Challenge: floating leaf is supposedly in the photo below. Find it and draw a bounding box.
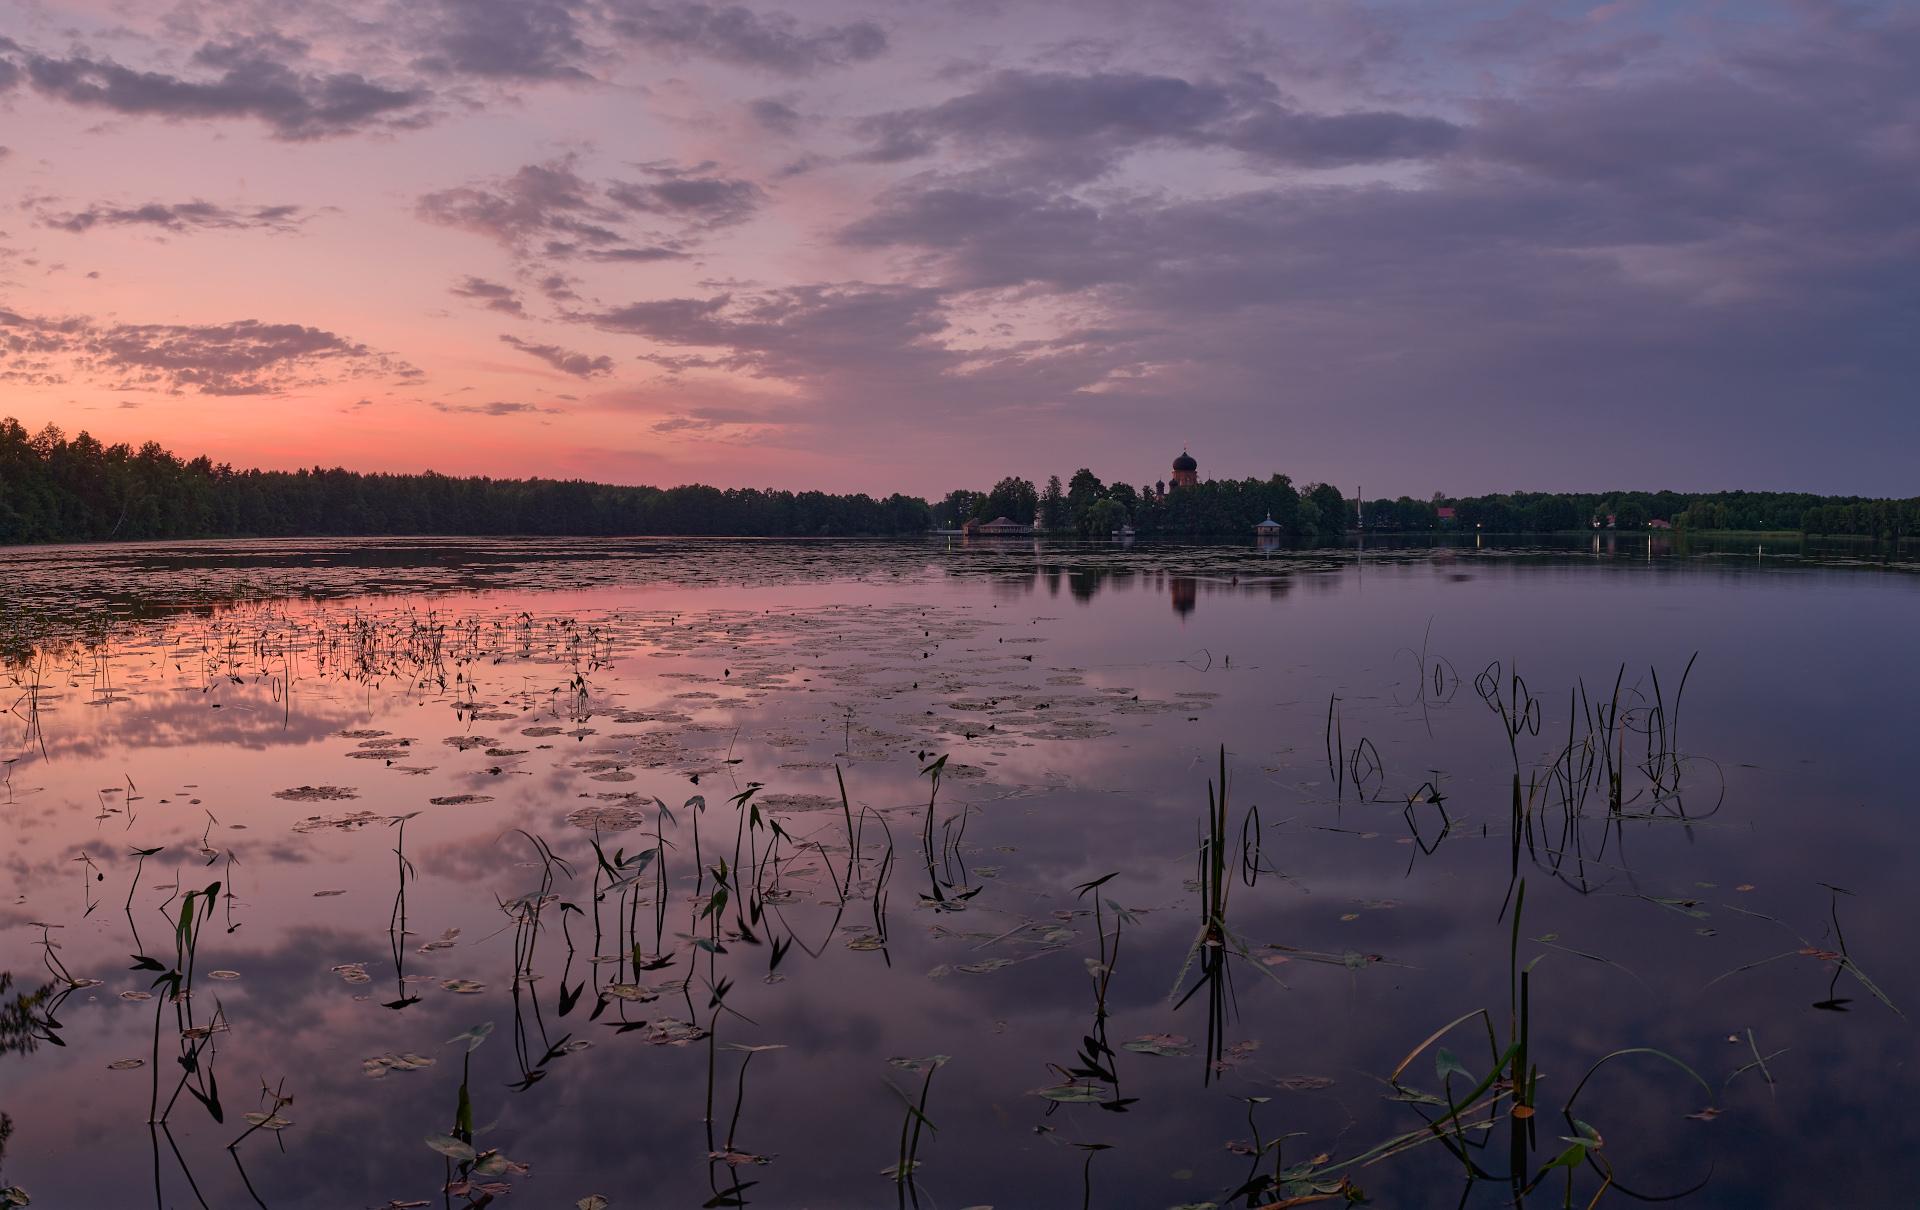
[1034,1081,1111,1102]
[1123,1034,1193,1057]
[425,1135,475,1162]
[272,786,358,802]
[1276,1075,1334,1092]
[566,804,649,831]
[446,1023,494,1052]
[472,1151,528,1177]
[604,983,657,1002]
[364,1053,437,1078]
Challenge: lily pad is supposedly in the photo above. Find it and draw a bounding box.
[1123,1034,1193,1057]
[425,1135,475,1162]
[273,785,359,802]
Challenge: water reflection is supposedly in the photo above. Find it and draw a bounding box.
[1167,576,1194,617]
[1,542,1915,1207]
[4,533,1914,644]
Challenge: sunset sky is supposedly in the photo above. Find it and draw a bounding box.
[2,1,1915,497]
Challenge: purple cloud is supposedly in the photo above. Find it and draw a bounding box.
[604,2,887,75]
[450,276,527,316]
[499,333,615,377]
[17,36,428,140]
[0,305,417,395]
[414,0,592,81]
[36,200,308,234]
[854,69,1461,179]
[419,159,748,262]
[429,399,563,416]
[606,166,766,228]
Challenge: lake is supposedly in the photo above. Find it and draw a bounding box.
[1,536,1914,1209]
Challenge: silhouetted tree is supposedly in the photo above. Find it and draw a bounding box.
[1085,497,1124,535]
[980,476,1039,524]
[1066,468,1105,534]
[933,489,985,528]
[1039,475,1067,531]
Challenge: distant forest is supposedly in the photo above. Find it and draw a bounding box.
[940,471,1920,541]
[0,419,931,543]
[935,471,1352,541]
[2,418,1914,545]
[1359,490,1919,539]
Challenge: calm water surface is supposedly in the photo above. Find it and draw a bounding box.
[1,538,1915,1208]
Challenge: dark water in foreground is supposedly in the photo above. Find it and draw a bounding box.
[1,537,1915,1208]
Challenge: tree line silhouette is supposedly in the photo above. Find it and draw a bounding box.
[0,419,931,543]
[937,471,1350,540]
[3,419,1912,545]
[940,468,1917,542]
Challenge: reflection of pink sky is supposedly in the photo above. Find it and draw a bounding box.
[7,559,1912,920]
[6,563,1920,1204]
[6,570,1320,953]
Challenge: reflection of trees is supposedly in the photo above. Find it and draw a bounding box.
[0,973,57,1058]
[1018,563,1314,616]
[1067,568,1104,602]
[1,972,60,1184]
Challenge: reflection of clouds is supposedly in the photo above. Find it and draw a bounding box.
[15,684,378,761]
[0,536,1747,645]
[4,558,1919,1205]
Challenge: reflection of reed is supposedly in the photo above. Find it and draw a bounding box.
[6,549,1910,1209]
[1170,747,1283,1086]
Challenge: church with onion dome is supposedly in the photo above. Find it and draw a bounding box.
[1169,448,1198,489]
